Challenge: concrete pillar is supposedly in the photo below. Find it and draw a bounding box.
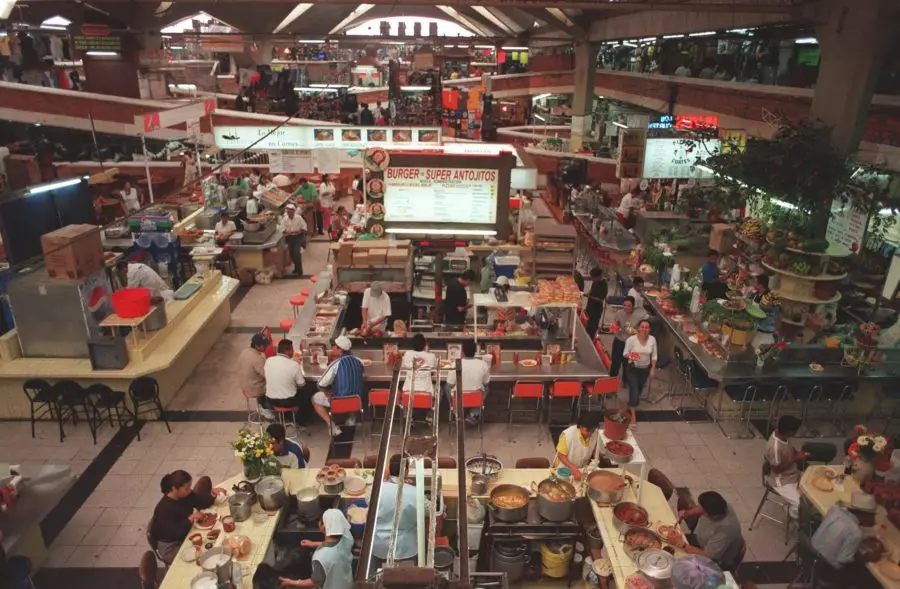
[809,0,893,153]
[570,41,600,152]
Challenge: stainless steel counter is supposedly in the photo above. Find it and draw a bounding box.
[573,213,637,253]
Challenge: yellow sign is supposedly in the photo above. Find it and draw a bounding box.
[721,129,746,154]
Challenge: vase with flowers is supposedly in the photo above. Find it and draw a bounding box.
[847,425,888,483]
[668,281,693,312]
[232,429,281,481]
[754,338,787,369]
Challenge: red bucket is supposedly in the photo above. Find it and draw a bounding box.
[111,288,152,318]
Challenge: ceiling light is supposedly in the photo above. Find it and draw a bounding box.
[688,31,715,37]
[42,25,68,31]
[41,15,71,27]
[612,121,629,129]
[85,51,118,56]
[310,83,348,88]
[401,86,432,92]
[294,87,339,92]
[502,46,528,51]
[662,34,685,39]
[297,39,325,44]
[28,178,82,195]
[273,3,313,34]
[474,45,494,49]
[727,28,750,34]
[795,37,817,44]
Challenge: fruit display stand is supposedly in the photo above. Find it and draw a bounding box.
[761,242,850,330]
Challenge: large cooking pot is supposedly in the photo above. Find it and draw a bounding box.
[635,548,674,588]
[228,492,253,522]
[255,476,287,512]
[491,541,528,582]
[294,486,322,521]
[489,484,530,523]
[612,501,650,533]
[531,478,576,522]
[586,471,628,504]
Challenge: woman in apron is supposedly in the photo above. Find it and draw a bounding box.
[553,412,602,481]
[280,509,354,588]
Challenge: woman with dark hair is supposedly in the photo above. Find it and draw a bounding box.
[622,318,658,425]
[150,470,216,564]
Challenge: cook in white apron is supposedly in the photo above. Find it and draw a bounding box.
[553,412,603,481]
[285,510,354,589]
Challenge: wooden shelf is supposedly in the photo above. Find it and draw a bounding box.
[761,261,847,282]
[771,288,841,305]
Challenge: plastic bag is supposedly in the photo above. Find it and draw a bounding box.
[671,555,725,589]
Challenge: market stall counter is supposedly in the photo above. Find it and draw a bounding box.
[0,270,239,418]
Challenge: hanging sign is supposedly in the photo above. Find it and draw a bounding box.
[384,167,499,225]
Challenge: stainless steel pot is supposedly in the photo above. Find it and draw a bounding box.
[294,486,322,521]
[531,478,575,522]
[491,541,528,582]
[586,471,628,504]
[489,484,530,523]
[612,502,649,533]
[228,492,253,522]
[255,476,287,512]
[635,549,674,588]
[243,221,261,232]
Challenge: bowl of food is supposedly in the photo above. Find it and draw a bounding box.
[344,475,366,496]
[656,524,684,546]
[622,527,662,552]
[613,502,650,531]
[194,512,218,530]
[606,440,635,463]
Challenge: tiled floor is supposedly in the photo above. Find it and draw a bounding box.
[20,225,813,589]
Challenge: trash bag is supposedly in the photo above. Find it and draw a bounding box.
[671,555,726,589]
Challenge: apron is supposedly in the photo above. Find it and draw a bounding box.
[554,425,600,469]
[312,532,354,589]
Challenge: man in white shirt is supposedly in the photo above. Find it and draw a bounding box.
[628,276,646,310]
[263,339,306,415]
[616,191,641,229]
[361,282,392,334]
[444,339,490,426]
[120,181,141,214]
[214,212,237,241]
[117,260,172,303]
[281,204,307,277]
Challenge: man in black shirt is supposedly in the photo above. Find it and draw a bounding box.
[444,269,475,325]
[585,267,608,338]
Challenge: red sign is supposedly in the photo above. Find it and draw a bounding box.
[203,98,216,116]
[80,24,110,37]
[143,112,161,133]
[674,114,718,131]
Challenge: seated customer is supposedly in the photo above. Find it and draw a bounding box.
[314,335,365,437]
[238,332,273,419]
[553,412,602,481]
[266,423,307,469]
[370,456,419,572]
[765,415,809,518]
[444,339,490,426]
[263,339,306,412]
[677,491,744,571]
[151,470,216,564]
[400,333,437,422]
[812,492,877,570]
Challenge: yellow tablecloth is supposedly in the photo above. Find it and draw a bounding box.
[800,466,900,589]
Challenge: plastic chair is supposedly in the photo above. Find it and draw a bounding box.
[329,395,363,453]
[129,377,171,442]
[242,390,266,434]
[516,457,551,469]
[22,378,61,441]
[85,383,134,432]
[583,377,619,412]
[548,381,581,426]
[508,382,544,442]
[748,459,794,545]
[53,380,100,444]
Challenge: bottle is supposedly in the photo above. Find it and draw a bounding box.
[690,285,701,314]
[844,456,853,476]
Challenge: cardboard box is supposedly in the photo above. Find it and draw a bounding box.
[352,250,369,267]
[337,244,354,268]
[40,224,104,281]
[386,249,408,267]
[709,223,736,253]
[367,248,387,265]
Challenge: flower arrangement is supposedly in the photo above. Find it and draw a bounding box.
[668,281,693,311]
[232,429,281,479]
[754,339,787,367]
[848,425,889,462]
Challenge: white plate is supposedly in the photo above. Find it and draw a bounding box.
[191,572,218,589]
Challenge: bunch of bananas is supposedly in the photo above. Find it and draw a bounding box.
[740,218,764,239]
[761,291,781,307]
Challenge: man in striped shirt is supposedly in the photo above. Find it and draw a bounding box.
[313,335,365,437]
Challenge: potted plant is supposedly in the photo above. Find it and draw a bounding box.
[232,429,281,481]
[668,281,693,312]
[603,409,630,441]
[847,426,888,483]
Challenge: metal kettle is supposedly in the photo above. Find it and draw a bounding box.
[228,491,254,522]
[232,480,258,503]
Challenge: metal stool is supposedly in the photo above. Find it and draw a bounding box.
[289,295,308,318]
[450,391,485,447]
[749,459,795,545]
[273,405,301,440]
[329,395,362,453]
[716,382,758,439]
[548,381,582,425]
[242,391,266,434]
[508,382,544,442]
[368,389,395,437]
[400,391,434,428]
[583,376,619,412]
[279,318,295,336]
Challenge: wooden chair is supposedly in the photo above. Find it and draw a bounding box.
[437,457,457,468]
[363,455,378,469]
[325,458,361,468]
[515,457,551,469]
[139,550,158,589]
[648,468,675,501]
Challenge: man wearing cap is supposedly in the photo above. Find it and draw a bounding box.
[238,333,272,417]
[812,492,878,571]
[313,335,365,436]
[361,282,392,335]
[282,203,307,277]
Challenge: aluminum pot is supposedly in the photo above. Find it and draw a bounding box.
[228,491,253,522]
[531,478,576,522]
[255,476,287,512]
[491,541,528,582]
[635,548,674,588]
[586,471,628,504]
[294,486,322,522]
[243,221,261,232]
[489,484,530,523]
[612,502,649,533]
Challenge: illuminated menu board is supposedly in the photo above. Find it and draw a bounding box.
[384,167,498,224]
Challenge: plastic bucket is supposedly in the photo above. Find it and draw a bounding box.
[111,288,151,318]
[603,410,630,441]
[541,541,573,578]
[343,498,368,538]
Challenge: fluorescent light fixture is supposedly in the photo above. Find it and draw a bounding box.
[310,83,348,88]
[297,39,325,44]
[612,121,629,129]
[28,178,82,195]
[474,6,516,35]
[294,87,339,92]
[273,3,313,34]
[42,15,71,26]
[695,164,713,174]
[532,93,551,101]
[688,31,716,37]
[727,28,750,34]
[329,3,374,34]
[42,25,68,31]
[772,198,797,210]
[534,114,546,122]
[0,0,18,20]
[85,51,118,56]
[795,37,817,44]
[169,45,184,50]
[474,45,494,49]
[401,86,431,91]
[385,228,497,236]
[502,46,528,51]
[662,34,685,39]
[353,66,377,72]
[161,34,172,39]
[34,123,42,127]
[443,44,457,48]
[621,43,636,48]
[638,37,656,42]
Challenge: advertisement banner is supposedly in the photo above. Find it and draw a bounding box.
[384,167,498,224]
[642,138,720,179]
[212,126,441,151]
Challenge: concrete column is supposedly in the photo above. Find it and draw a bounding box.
[809,0,894,153]
[570,41,600,152]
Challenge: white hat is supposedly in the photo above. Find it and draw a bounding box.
[334,335,352,351]
[496,276,509,286]
[285,203,297,210]
[850,492,877,513]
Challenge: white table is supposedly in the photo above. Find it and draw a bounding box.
[598,427,650,503]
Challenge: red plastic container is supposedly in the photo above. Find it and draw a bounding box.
[111,288,151,318]
[604,409,631,441]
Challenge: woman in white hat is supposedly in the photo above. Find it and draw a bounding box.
[280,509,353,589]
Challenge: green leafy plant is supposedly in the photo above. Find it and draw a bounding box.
[641,245,675,269]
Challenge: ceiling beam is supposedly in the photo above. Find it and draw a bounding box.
[520,7,584,39]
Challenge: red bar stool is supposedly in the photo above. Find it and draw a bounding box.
[242,390,266,434]
[401,391,434,428]
[309,275,318,284]
[450,391,485,444]
[368,389,394,437]
[289,295,307,318]
[301,287,311,297]
[583,376,620,412]
[329,395,362,452]
[508,381,544,442]
[549,381,582,425]
[272,404,301,440]
[279,318,294,336]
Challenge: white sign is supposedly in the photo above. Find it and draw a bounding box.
[213,126,441,151]
[642,138,720,179]
[384,167,499,225]
[268,150,313,173]
[314,149,341,174]
[826,204,866,252]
